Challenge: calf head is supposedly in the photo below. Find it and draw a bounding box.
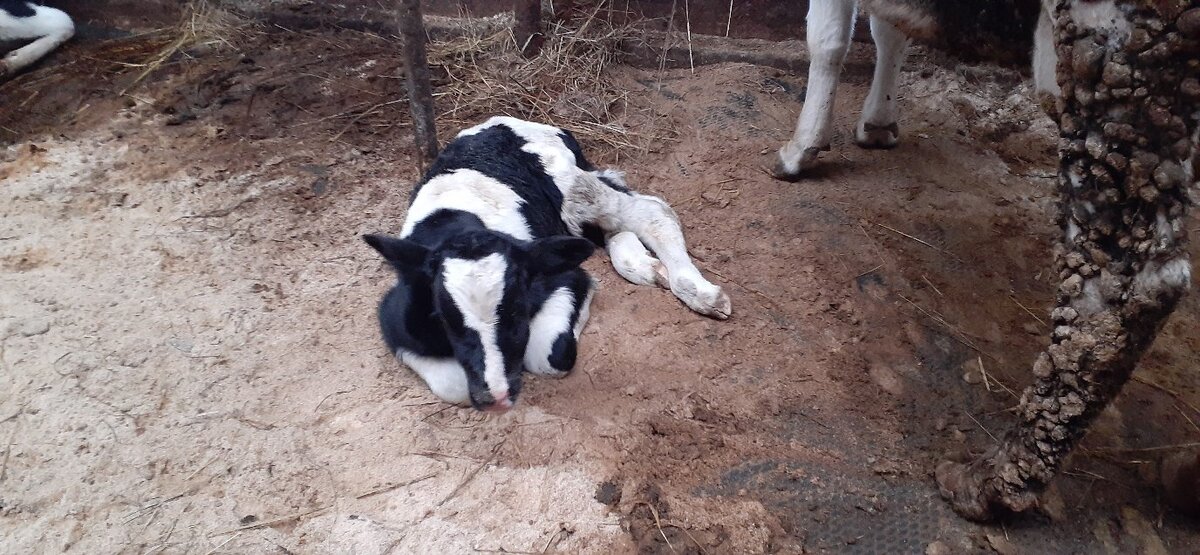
[365,231,594,411]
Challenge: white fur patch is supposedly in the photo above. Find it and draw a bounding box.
[1,3,74,75]
[1066,220,1081,243]
[442,254,510,397]
[1032,7,1061,97]
[524,286,579,376]
[1068,0,1131,45]
[594,169,628,189]
[859,1,937,37]
[401,169,532,241]
[0,3,73,40]
[1133,258,1193,296]
[574,281,596,338]
[398,349,470,405]
[1072,278,1106,317]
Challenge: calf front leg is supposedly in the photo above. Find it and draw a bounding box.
[398,350,470,405]
[936,1,1196,521]
[775,0,857,179]
[855,14,908,148]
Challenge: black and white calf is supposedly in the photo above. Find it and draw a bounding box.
[365,116,730,411]
[0,1,73,78]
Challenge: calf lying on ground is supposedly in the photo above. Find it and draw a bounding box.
[0,0,73,78]
[365,116,730,411]
[775,0,1198,521]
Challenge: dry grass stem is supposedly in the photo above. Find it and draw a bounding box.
[1133,376,1200,418]
[355,472,439,500]
[634,502,676,552]
[1009,295,1048,328]
[209,506,329,537]
[898,294,995,361]
[1176,404,1200,436]
[1091,442,1200,453]
[978,356,991,392]
[874,222,959,260]
[965,411,999,443]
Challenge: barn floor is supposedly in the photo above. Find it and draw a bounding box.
[2,5,1199,555]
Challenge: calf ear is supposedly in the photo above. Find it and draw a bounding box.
[363,234,429,269]
[530,236,596,274]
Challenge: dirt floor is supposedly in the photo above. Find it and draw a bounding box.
[2,4,1199,555]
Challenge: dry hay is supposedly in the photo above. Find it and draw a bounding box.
[0,1,252,138]
[428,1,662,154]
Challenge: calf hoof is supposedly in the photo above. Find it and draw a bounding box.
[672,277,732,320]
[855,122,899,149]
[772,146,827,181]
[652,261,671,289]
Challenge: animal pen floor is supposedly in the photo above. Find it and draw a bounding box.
[2,4,1199,555]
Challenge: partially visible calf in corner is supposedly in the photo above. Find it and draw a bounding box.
[0,1,73,78]
[364,116,731,412]
[773,0,1199,521]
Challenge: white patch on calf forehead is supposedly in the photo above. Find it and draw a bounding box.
[442,253,511,396]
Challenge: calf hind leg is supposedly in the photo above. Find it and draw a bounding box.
[566,171,731,319]
[612,193,730,319]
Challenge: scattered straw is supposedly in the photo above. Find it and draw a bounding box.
[725,0,734,37]
[633,502,675,552]
[1177,404,1200,436]
[1009,295,1047,328]
[355,472,438,500]
[122,0,252,95]
[921,274,943,296]
[874,223,959,260]
[898,294,995,361]
[964,411,999,443]
[209,506,329,537]
[437,441,505,507]
[428,0,661,154]
[1133,376,1200,418]
[1091,441,1200,453]
[977,356,991,392]
[202,532,242,555]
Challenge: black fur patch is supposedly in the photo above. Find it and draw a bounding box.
[0,1,36,18]
[415,124,569,239]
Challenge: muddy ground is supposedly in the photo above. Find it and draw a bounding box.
[2,4,1199,555]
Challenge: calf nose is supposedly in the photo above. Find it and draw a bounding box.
[471,390,514,412]
[485,391,514,412]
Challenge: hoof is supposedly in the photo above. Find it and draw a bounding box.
[672,277,732,320]
[855,122,899,149]
[772,146,828,181]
